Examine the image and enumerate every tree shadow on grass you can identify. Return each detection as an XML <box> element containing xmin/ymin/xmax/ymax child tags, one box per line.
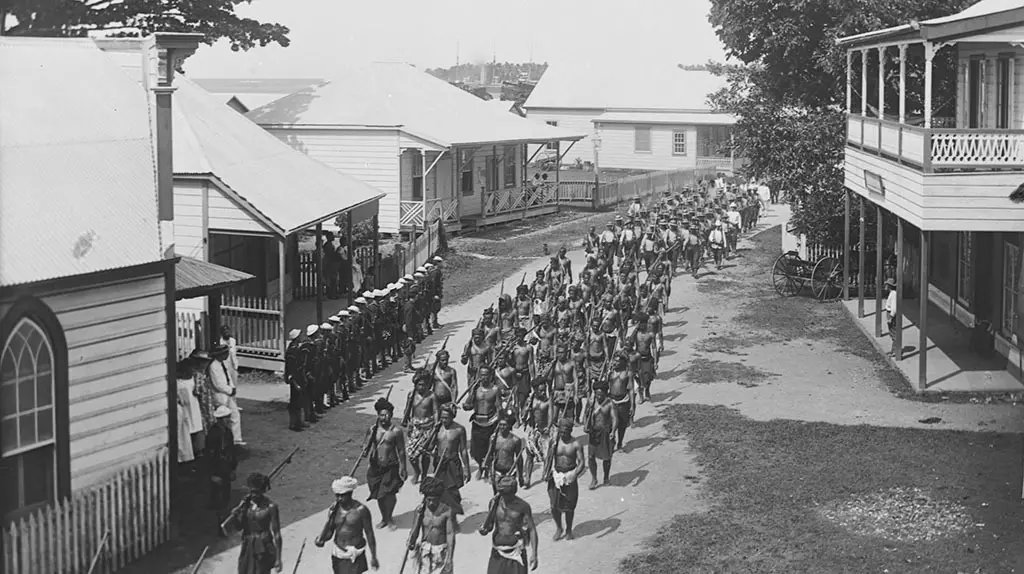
<box><xmin>621</xmin><ymin>434</ymin><xmax>674</xmax><ymax>453</ymax></box>
<box><xmin>572</xmin><ymin>510</ymin><xmax>625</xmax><ymax>539</ymax></box>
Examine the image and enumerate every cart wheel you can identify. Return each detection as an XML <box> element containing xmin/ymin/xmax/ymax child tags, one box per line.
<box><xmin>812</xmin><ymin>256</ymin><xmax>843</xmax><ymax>302</ymax></box>
<box><xmin>772</xmin><ymin>252</ymin><xmax>804</xmax><ymax>297</ymax></box>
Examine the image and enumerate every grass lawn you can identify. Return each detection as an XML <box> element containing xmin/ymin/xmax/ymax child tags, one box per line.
<box><xmin>620</xmin><ymin>404</ymin><xmax>1024</xmax><ymax>574</ymax></box>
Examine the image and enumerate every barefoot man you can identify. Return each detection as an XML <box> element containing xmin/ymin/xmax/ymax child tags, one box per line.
<box><xmin>485</xmin><ymin>416</ymin><xmax>524</xmax><ymax>493</ymax></box>
<box><xmin>462</xmin><ymin>365</ymin><xmax>501</xmax><ymax>480</ymax></box>
<box><xmin>365</xmin><ymin>398</ymin><xmax>407</xmax><ymax>529</ymax></box>
<box><xmin>433</xmin><ymin>350</ymin><xmax>458</xmax><ymax>405</ymax></box>
<box><xmin>633</xmin><ymin>313</ymin><xmax>659</xmax><ymax>403</ymax></box>
<box><xmin>403</xmin><ymin>373</ymin><xmax>439</xmax><ymax>484</ymax></box>
<box><xmin>523</xmin><ymin>378</ymin><xmax>553</xmax><ymax>489</ymax></box>
<box><xmin>607</xmin><ymin>352</ymin><xmax>634</xmax><ymax>450</ymax></box>
<box><xmin>550</xmin><ymin>344</ymin><xmax>577</xmax><ymax>423</ymax></box>
<box><xmin>546</xmin><ymin>418</ymin><xmax>585</xmax><ymax>541</ymax></box>
<box><xmin>406</xmin><ymin>477</ymin><xmax>456</xmax><ymax>574</ymax></box>
<box><xmin>462</xmin><ymin>328</ymin><xmax>493</xmax><ymax>384</ymax></box>
<box><xmin>584</xmin><ymin>379</ymin><xmax>618</xmax><ymax>489</ymax></box>
<box><xmin>433</xmin><ymin>403</ymin><xmax>470</xmax><ymax>516</ymax></box>
<box><xmin>510</xmin><ymin>328</ymin><xmax>535</xmax><ymax>415</ymax></box>
<box><xmin>314</xmin><ymin>476</ymin><xmax>380</xmax><ymax>573</ymax></box>
<box><xmin>479</xmin><ymin>476</ymin><xmax>539</xmax><ymax>573</ymax></box>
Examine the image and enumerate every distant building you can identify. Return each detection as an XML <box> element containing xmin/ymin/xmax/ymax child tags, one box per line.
<box><xmin>523</xmin><ymin>64</ymin><xmax>736</xmax><ymax>173</ymax></box>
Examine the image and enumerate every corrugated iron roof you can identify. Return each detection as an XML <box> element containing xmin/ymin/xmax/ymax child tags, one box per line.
<box><xmin>594</xmin><ymin>111</ymin><xmax>736</xmax><ymax>125</ymax></box>
<box><xmin>925</xmin><ymin>0</ymin><xmax>1022</xmax><ymax>24</ymax></box>
<box><xmin>0</xmin><ymin>37</ymin><xmax>162</xmax><ymax>288</ymax></box>
<box><xmin>175</xmin><ymin>256</ymin><xmax>254</xmax><ymax>299</ymax></box>
<box><xmin>837</xmin><ymin>0</ymin><xmax>1024</xmax><ymax>46</ymax></box>
<box><xmin>245</xmin><ymin>63</ymin><xmax>587</xmax><ymax>147</ymax></box>
<box><xmin>524</xmin><ymin>64</ymin><xmax>727</xmax><ymax>112</ymax></box>
<box><xmin>193</xmin><ymin>78</ymin><xmax>324</xmax><ymax>94</ymax></box>
<box><xmin>104</xmin><ymin>46</ymin><xmax>386</xmax><ymax>236</ymax></box>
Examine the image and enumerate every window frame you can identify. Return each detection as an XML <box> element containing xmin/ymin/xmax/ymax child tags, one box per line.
<box><xmin>1002</xmin><ymin>241</ymin><xmax>1021</xmax><ymax>338</ymax></box>
<box><xmin>0</xmin><ymin>296</ymin><xmax>70</xmax><ymax>520</ymax></box>
<box><xmin>503</xmin><ymin>145</ymin><xmax>517</xmax><ymax>188</ymax></box>
<box><xmin>545</xmin><ymin>122</ymin><xmax>558</xmax><ymax>150</ymax></box>
<box><xmin>459</xmin><ymin>149</ymin><xmax>474</xmax><ymax>196</ymax></box>
<box><xmin>672</xmin><ymin>130</ymin><xmax>687</xmax><ymax>156</ymax></box>
<box><xmin>410</xmin><ymin>150</ymin><xmax>424</xmax><ymax>201</ymax></box>
<box><xmin>956</xmin><ymin>232</ymin><xmax>973</xmax><ymax>306</ymax></box>
<box><xmin>634</xmin><ymin>126</ymin><xmax>652</xmax><ymax>154</ymax></box>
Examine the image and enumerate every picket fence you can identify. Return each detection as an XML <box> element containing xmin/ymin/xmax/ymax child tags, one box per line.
<box><xmin>2</xmin><ymin>449</ymin><xmax>170</xmax><ymax>574</ymax></box>
<box><xmin>294</xmin><ymin>245</ymin><xmax>376</xmax><ymax>299</ymax></box>
<box><xmin>593</xmin><ymin>167</ymin><xmax>717</xmax><ymax>209</ymax></box>
<box><xmin>175</xmin><ymin>311</ymin><xmax>200</xmax><ymax>360</ymax></box>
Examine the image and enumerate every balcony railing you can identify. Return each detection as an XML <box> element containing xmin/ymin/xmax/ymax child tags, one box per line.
<box><xmin>399</xmin><ymin>198</ymin><xmax>459</xmax><ymax>229</ymax></box>
<box><xmin>847</xmin><ymin>114</ymin><xmax>1024</xmax><ymax>171</ymax></box>
<box><xmin>696</xmin><ymin>157</ymin><xmax>735</xmax><ymax>173</ymax></box>
<box><xmin>481</xmin><ymin>184</ymin><xmax>557</xmax><ymax>217</ymax></box>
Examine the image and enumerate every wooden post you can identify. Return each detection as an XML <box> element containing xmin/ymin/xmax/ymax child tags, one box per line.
<box><xmin>875</xmin><ymin>205</ymin><xmax>884</xmax><ymax>337</ymax></box>
<box><xmin>278</xmin><ymin>237</ymin><xmax>287</xmax><ymax>358</ymax></box>
<box><xmin>314</xmin><ymin>223</ymin><xmax>323</xmax><ymax>325</ymax></box>
<box><xmin>209</xmin><ymin>291</ymin><xmax>222</xmax><ymax>348</ymax></box>
<box><xmin>924</xmin><ymin>42</ymin><xmax>935</xmax><ymax>128</ymax></box>
<box><xmin>899</xmin><ymin>44</ymin><xmax>907</xmax><ymax>124</ymax></box>
<box><xmin>346</xmin><ymin>212</ymin><xmax>355</xmax><ymax>300</ymax></box>
<box><xmin>373</xmin><ymin>214</ymin><xmax>380</xmax><ymax>289</ymax></box>
<box><xmin>861</xmin><ymin>49</ymin><xmax>868</xmax><ymax>117</ymax></box>
<box><xmin>858</xmin><ymin>195</ymin><xmax>866</xmax><ymax>317</ymax></box>
<box><xmin>878</xmin><ymin>46</ymin><xmax>886</xmax><ymax>119</ymax></box>
<box><xmin>846</xmin><ymin>50</ymin><xmax>852</xmax><ymax>113</ymax></box>
<box><xmin>843</xmin><ymin>189</ymin><xmax>851</xmax><ymax>301</ymax></box>
<box><xmin>895</xmin><ymin>217</ymin><xmax>904</xmax><ymax>360</ymax></box>
<box><xmin>919</xmin><ymin>229</ymin><xmax>930</xmax><ymax>389</ymax></box>
<box><xmin>453</xmin><ymin>147</ymin><xmax>462</xmax><ymax>221</ymax></box>
<box><xmin>555</xmin><ymin>141</ymin><xmax>561</xmax><ymax>210</ymax></box>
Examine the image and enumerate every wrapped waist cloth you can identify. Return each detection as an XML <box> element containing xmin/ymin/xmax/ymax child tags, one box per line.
<box><xmin>406</xmin><ymin>417</ymin><xmax>435</xmax><ymax>459</ymax></box>
<box><xmin>332</xmin><ymin>543</ymin><xmax>366</xmax><ymax>561</ymax></box>
<box><xmin>493</xmin><ymin>540</ymin><xmax>525</xmax><ymax>565</ymax></box>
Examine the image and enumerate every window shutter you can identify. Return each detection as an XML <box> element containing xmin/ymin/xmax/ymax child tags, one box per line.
<box><xmin>958</xmin><ymin>61</ymin><xmax>967</xmax><ymax>127</ymax></box>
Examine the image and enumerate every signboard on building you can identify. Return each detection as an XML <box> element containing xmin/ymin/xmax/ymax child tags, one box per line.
<box><xmin>863</xmin><ymin>170</ymin><xmax>885</xmax><ymax>197</ymax></box>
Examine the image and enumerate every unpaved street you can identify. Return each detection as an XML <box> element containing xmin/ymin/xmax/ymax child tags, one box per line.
<box><xmin>174</xmin><ymin>204</ymin><xmax>1024</xmax><ymax>574</ymax></box>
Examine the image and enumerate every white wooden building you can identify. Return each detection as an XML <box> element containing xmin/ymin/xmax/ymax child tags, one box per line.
<box><xmin>0</xmin><ymin>33</ymin><xmax>248</xmax><ymax>574</ymax></box>
<box><xmin>523</xmin><ymin>63</ymin><xmax>737</xmax><ymax>174</ymax></box>
<box><xmin>246</xmin><ymin>63</ymin><xmax>586</xmax><ymax>233</ymax></box>
<box><xmin>838</xmin><ymin>0</ymin><xmax>1024</xmax><ymax>392</ymax></box>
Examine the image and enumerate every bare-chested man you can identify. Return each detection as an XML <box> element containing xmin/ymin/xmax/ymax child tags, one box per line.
<box><xmin>433</xmin><ymin>350</ymin><xmax>458</xmax><ymax>405</ymax></box>
<box><xmin>547</xmin><ymin>256</ymin><xmax>565</xmax><ymax>288</ymax></box>
<box><xmin>432</xmin><ymin>404</ymin><xmax>471</xmax><ymax>516</ymax></box>
<box><xmin>365</xmin><ymin>398</ymin><xmax>407</xmax><ymax>529</ymax></box>
<box><xmin>523</xmin><ymin>378</ymin><xmax>553</xmax><ymax>489</ymax></box>
<box><xmin>549</xmin><ymin>343</ymin><xmax>578</xmax><ymax>423</ymax></box>
<box><xmin>536</xmin><ymin>316</ymin><xmax>557</xmax><ymax>362</ymax></box>
<box><xmin>315</xmin><ymin>476</ymin><xmax>379</xmax><ymax>573</ymax></box>
<box><xmin>407</xmin><ymin>477</ymin><xmax>456</xmax><ymax>574</ymax></box>
<box><xmin>632</xmin><ymin>313</ymin><xmax>659</xmax><ymax>403</ymax></box>
<box><xmin>586</xmin><ymin>319</ymin><xmax>606</xmax><ymax>395</ymax></box>
<box><xmin>499</xmin><ymin>297</ymin><xmax>517</xmax><ymax>343</ymax></box>
<box><xmin>515</xmin><ymin>285</ymin><xmax>533</xmax><ymax>333</ymax></box>
<box><xmin>530</xmin><ymin>269</ymin><xmax>550</xmax><ymax>321</ymax></box>
<box><xmin>510</xmin><ymin>328</ymin><xmax>535</xmax><ymax>414</ymax></box>
<box><xmin>462</xmin><ymin>328</ymin><xmax>493</xmax><ymax>384</ymax></box>
<box><xmin>606</xmin><ymin>352</ymin><xmax>634</xmax><ymax>450</ymax></box>
<box><xmin>545</xmin><ymin>418</ymin><xmax>586</xmax><ymax>541</ymax></box>
<box><xmin>485</xmin><ymin>416</ymin><xmax>524</xmax><ymax>493</ymax></box>
<box><xmin>479</xmin><ymin>476</ymin><xmax>539</xmax><ymax>573</ymax></box>
<box><xmin>462</xmin><ymin>365</ymin><xmax>501</xmax><ymax>479</ymax></box>
<box><xmin>584</xmin><ymin>380</ymin><xmax>618</xmax><ymax>490</ymax></box>
<box><xmin>403</xmin><ymin>374</ymin><xmax>439</xmax><ymax>484</ymax></box>
<box><xmin>599</xmin><ymin>295</ymin><xmax>621</xmax><ymax>359</ymax></box>
<box><xmin>557</xmin><ymin>246</ymin><xmax>573</xmax><ymax>284</ymax></box>
<box><xmin>571</xmin><ymin>336</ymin><xmax>589</xmax><ymax>424</ymax></box>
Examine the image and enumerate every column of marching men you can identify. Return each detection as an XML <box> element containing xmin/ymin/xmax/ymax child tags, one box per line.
<box><xmin>218</xmin><ymin>180</ymin><xmax>767</xmax><ymax>574</ymax></box>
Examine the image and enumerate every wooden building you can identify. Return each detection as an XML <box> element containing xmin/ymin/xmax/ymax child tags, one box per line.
<box><xmin>838</xmin><ymin>0</ymin><xmax>1024</xmax><ymax>392</ymax></box>
<box><xmin>0</xmin><ymin>33</ymin><xmax>249</xmax><ymax>574</ymax></box>
<box><xmin>246</xmin><ymin>63</ymin><xmax>586</xmax><ymax>234</ymax></box>
<box><xmin>523</xmin><ymin>63</ymin><xmax>737</xmax><ymax>173</ymax></box>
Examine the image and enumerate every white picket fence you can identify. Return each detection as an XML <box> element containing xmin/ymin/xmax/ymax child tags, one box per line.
<box><xmin>2</xmin><ymin>449</ymin><xmax>170</xmax><ymax>574</ymax></box>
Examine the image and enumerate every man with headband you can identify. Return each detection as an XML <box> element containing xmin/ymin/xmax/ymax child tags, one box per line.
<box><xmin>546</xmin><ymin>417</ymin><xmax>585</xmax><ymax>542</ymax></box>
<box><xmin>406</xmin><ymin>477</ymin><xmax>456</xmax><ymax>574</ymax></box>
<box><xmin>365</xmin><ymin>397</ymin><xmax>407</xmax><ymax>529</ymax></box>
<box><xmin>479</xmin><ymin>475</ymin><xmax>538</xmax><ymax>573</ymax></box>
<box><xmin>315</xmin><ymin>476</ymin><xmax>379</xmax><ymax>573</ymax></box>
<box><xmin>462</xmin><ymin>364</ymin><xmax>501</xmax><ymax>479</ymax></box>
<box><xmin>432</xmin><ymin>403</ymin><xmax>470</xmax><ymax>516</ymax></box>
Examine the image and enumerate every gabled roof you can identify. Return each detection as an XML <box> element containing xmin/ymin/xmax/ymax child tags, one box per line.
<box><xmin>523</xmin><ymin>63</ymin><xmax>727</xmax><ymax>112</ymax></box>
<box><xmin>0</xmin><ymin>37</ymin><xmax>162</xmax><ymax>288</ymax></box>
<box><xmin>594</xmin><ymin>111</ymin><xmax>736</xmax><ymax>125</ymax></box>
<box><xmin>103</xmin><ymin>46</ymin><xmax>386</xmax><ymax>236</ymax></box>
<box><xmin>175</xmin><ymin>256</ymin><xmax>254</xmax><ymax>299</ymax></box>
<box><xmin>246</xmin><ymin>63</ymin><xmax>586</xmax><ymax>147</ymax></box>
<box><xmin>837</xmin><ymin>0</ymin><xmax>1024</xmax><ymax>48</ymax></box>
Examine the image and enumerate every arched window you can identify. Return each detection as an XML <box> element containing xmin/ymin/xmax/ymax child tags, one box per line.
<box><xmin>0</xmin><ymin>297</ymin><xmax>69</xmax><ymax>517</ymax></box>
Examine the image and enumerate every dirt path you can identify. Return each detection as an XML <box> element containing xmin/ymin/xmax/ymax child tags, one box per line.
<box><xmin>171</xmin><ymin>205</ymin><xmax>1024</xmax><ymax>574</ymax></box>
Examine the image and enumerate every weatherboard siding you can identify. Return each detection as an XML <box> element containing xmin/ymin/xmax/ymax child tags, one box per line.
<box><xmin>525</xmin><ymin>108</ymin><xmax>601</xmax><ymax>164</ymax></box>
<box><xmin>267</xmin><ymin>128</ymin><xmax>401</xmax><ymax>233</ymax></box>
<box><xmin>207</xmin><ymin>183</ymin><xmax>273</xmax><ymax>234</ymax></box>
<box><xmin>596</xmin><ymin>122</ymin><xmax>698</xmax><ymax>171</ymax></box>
<box><xmin>0</xmin><ymin>273</ymin><xmax>170</xmax><ymax>492</ymax></box>
<box><xmin>174</xmin><ymin>178</ymin><xmax>206</xmax><ymax>261</ymax></box>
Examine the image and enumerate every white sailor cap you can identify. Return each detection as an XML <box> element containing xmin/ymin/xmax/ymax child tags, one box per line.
<box><xmin>339</xmin><ymin>310</ymin><xmax>351</xmax><ymax>317</ymax></box>
<box><xmin>424</xmin><ymin>263</ymin><xmax>435</xmax><ymax>269</ymax></box>
<box><xmin>380</xmin><ymin>287</ymin><xmax>391</xmax><ymax>296</ymax></box>
<box><xmin>306</xmin><ymin>324</ymin><xmax>319</xmax><ymax>336</ymax></box>
<box><xmin>347</xmin><ymin>305</ymin><xmax>360</xmax><ymax>313</ymax></box>
<box><xmin>287</xmin><ymin>329</ymin><xmax>301</xmax><ymax>341</ymax></box>
<box><xmin>432</xmin><ymin>256</ymin><xmax>443</xmax><ymax>263</ymax></box>
<box><xmin>328</xmin><ymin>315</ymin><xmax>341</xmax><ymax>323</ymax></box>
<box><xmin>355</xmin><ymin>297</ymin><xmax>367</xmax><ymax>304</ymax></box>
<box><xmin>373</xmin><ymin>289</ymin><xmax>385</xmax><ymax>297</ymax></box>
<box><xmin>404</xmin><ymin>274</ymin><xmax>415</xmax><ymax>281</ymax></box>
<box><xmin>416</xmin><ymin>266</ymin><xmax>427</xmax><ymax>273</ymax></box>
<box><xmin>362</xmin><ymin>290</ymin><xmax>375</xmax><ymax>298</ymax></box>
<box><xmin>414</xmin><ymin>272</ymin><xmax>425</xmax><ymax>278</ymax></box>
<box><xmin>319</xmin><ymin>322</ymin><xmax>333</xmax><ymax>331</ymax></box>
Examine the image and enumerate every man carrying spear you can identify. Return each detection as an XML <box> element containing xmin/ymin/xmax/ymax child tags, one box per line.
<box><xmin>403</xmin><ymin>373</ymin><xmax>439</xmax><ymax>485</ymax></box>
<box><xmin>432</xmin><ymin>403</ymin><xmax>470</xmax><ymax>517</ymax></box>
<box><xmin>405</xmin><ymin>476</ymin><xmax>456</xmax><ymax>574</ymax></box>
<box><xmin>545</xmin><ymin>417</ymin><xmax>585</xmax><ymax>542</ymax></box>
<box><xmin>314</xmin><ymin>476</ymin><xmax>379</xmax><ymax>573</ymax></box>
<box><xmin>364</xmin><ymin>397</ymin><xmax>407</xmax><ymax>529</ymax></box>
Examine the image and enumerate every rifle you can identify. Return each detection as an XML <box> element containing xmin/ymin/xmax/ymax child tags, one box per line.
<box><xmin>350</xmin><ymin>384</ymin><xmax>394</xmax><ymax>476</ymax></box>
<box><xmin>583</xmin><ymin>336</ymin><xmax>620</xmax><ymax>432</ymax></box>
<box><xmin>291</xmin><ymin>538</ymin><xmax>307</xmax><ymax>574</ymax></box>
<box><xmin>519</xmin><ymin>272</ymin><xmax>527</xmax><ymax>287</ymax></box>
<box><xmin>221</xmin><ymin>446</ymin><xmax>301</xmax><ymax>534</ymax></box>
<box><xmin>189</xmin><ymin>545</ymin><xmax>209</xmax><ymax>574</ymax></box>
<box><xmin>456</xmin><ymin>339</ymin><xmax>514</xmax><ymax>405</ymax></box>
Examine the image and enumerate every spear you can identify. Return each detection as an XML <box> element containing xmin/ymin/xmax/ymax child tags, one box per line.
<box><xmin>291</xmin><ymin>538</ymin><xmax>307</xmax><ymax>574</ymax></box>
<box><xmin>350</xmin><ymin>384</ymin><xmax>395</xmax><ymax>476</ymax></box>
<box><xmin>189</xmin><ymin>545</ymin><xmax>209</xmax><ymax>574</ymax></box>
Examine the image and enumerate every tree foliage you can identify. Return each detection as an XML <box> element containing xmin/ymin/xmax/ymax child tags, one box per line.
<box><xmin>0</xmin><ymin>0</ymin><xmax>290</xmax><ymax>52</ymax></box>
<box><xmin>707</xmin><ymin>0</ymin><xmax>974</xmax><ymax>245</ymax></box>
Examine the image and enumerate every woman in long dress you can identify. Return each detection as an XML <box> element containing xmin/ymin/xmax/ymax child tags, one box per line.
<box><xmin>352</xmin><ymin>259</ymin><xmax>365</xmax><ymax>294</ymax></box>
<box><xmin>176</xmin><ymin>360</ymin><xmax>197</xmax><ymax>463</ymax></box>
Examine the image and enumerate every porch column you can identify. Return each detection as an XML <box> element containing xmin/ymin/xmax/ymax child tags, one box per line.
<box><xmin>861</xmin><ymin>49</ymin><xmax>868</xmax><ymax>117</ymax></box>
<box><xmin>895</xmin><ymin>217</ymin><xmax>904</xmax><ymax>360</ymax></box>
<box><xmin>877</xmin><ymin>46</ymin><xmax>886</xmax><ymax>118</ymax></box>
<box><xmin>846</xmin><ymin>50</ymin><xmax>852</xmax><ymax>113</ymax></box>
<box><xmin>843</xmin><ymin>189</ymin><xmax>851</xmax><ymax>300</ymax></box>
<box><xmin>875</xmin><ymin>205</ymin><xmax>884</xmax><ymax>337</ymax></box>
<box><xmin>278</xmin><ymin>238</ymin><xmax>286</xmax><ymax>356</ymax></box>
<box><xmin>373</xmin><ymin>214</ymin><xmax>380</xmax><ymax>288</ymax></box>
<box><xmin>346</xmin><ymin>211</ymin><xmax>354</xmax><ymax>299</ymax></box>
<box><xmin>898</xmin><ymin>44</ymin><xmax>907</xmax><ymax>123</ymax></box>
<box><xmin>924</xmin><ymin>42</ymin><xmax>935</xmax><ymax>128</ymax></box>
<box><xmin>453</xmin><ymin>147</ymin><xmax>461</xmax><ymax>220</ymax></box>
<box><xmin>858</xmin><ymin>195</ymin><xmax>866</xmax><ymax>317</ymax></box>
<box><xmin>555</xmin><ymin>141</ymin><xmax>561</xmax><ymax>208</ymax></box>
<box><xmin>919</xmin><ymin>229</ymin><xmax>930</xmax><ymax>388</ymax></box>
<box><xmin>421</xmin><ymin>150</ymin><xmax>428</xmax><ymax>231</ymax></box>
<box><xmin>208</xmin><ymin>291</ymin><xmax>222</xmax><ymax>349</ymax></box>
<box><xmin>314</xmin><ymin>223</ymin><xmax>324</xmax><ymax>324</ymax></box>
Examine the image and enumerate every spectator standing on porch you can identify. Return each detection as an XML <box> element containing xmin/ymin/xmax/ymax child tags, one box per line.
<box><xmin>885</xmin><ymin>278</ymin><xmax>899</xmax><ymax>357</ymax></box>
<box><xmin>352</xmin><ymin>258</ymin><xmax>365</xmax><ymax>295</ymax></box>
<box><xmin>323</xmin><ymin>232</ymin><xmax>342</xmax><ymax>299</ymax></box>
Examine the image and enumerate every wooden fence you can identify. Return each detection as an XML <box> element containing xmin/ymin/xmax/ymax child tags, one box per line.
<box><xmin>556</xmin><ymin>180</ymin><xmax>596</xmax><ymax>203</ymax></box>
<box><xmin>220</xmin><ymin>293</ymin><xmax>283</xmax><ymax>359</ymax></box>
<box><xmin>593</xmin><ymin>167</ymin><xmax>716</xmax><ymax>209</ymax></box>
<box><xmin>400</xmin><ymin>219</ymin><xmax>443</xmax><ymax>277</ymax></box>
<box><xmin>175</xmin><ymin>311</ymin><xmax>198</xmax><ymax>361</ymax></box>
<box><xmin>2</xmin><ymin>449</ymin><xmax>170</xmax><ymax>574</ymax></box>
<box><xmin>294</xmin><ymin>245</ymin><xmax>376</xmax><ymax>299</ymax></box>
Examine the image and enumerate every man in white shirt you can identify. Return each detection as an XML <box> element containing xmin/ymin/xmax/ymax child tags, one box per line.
<box><xmin>599</xmin><ymin>221</ymin><xmax>617</xmax><ymax>262</ymax></box>
<box><xmin>619</xmin><ymin>220</ymin><xmax>637</xmax><ymax>267</ymax></box>
<box><xmin>884</xmin><ymin>278</ymin><xmax>898</xmax><ymax>357</ymax></box>
<box><xmin>707</xmin><ymin>221</ymin><xmax>727</xmax><ymax>270</ymax></box>
<box><xmin>726</xmin><ymin>202</ymin><xmax>743</xmax><ymax>257</ymax></box>
<box><xmin>209</xmin><ymin>342</ymin><xmax>244</xmax><ymax>446</ymax></box>
<box><xmin>627</xmin><ymin>195</ymin><xmax>643</xmax><ymax>219</ymax></box>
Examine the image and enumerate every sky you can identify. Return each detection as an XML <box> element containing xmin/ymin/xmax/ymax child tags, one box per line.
<box><xmin>185</xmin><ymin>0</ymin><xmax>728</xmax><ymax>78</ymax></box>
